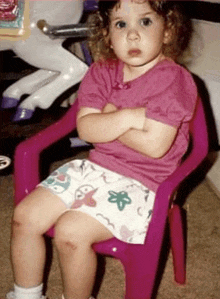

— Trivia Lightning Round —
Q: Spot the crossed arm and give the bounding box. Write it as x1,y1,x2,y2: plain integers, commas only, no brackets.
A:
77,103,177,158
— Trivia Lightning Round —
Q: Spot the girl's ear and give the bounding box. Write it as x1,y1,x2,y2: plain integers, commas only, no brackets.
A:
163,28,173,45
102,28,110,44
102,28,108,37
103,30,112,49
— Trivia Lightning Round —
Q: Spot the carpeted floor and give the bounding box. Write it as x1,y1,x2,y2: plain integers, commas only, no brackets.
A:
0,151,220,299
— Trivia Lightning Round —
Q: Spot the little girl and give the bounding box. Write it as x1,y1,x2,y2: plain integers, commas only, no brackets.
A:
7,1,197,299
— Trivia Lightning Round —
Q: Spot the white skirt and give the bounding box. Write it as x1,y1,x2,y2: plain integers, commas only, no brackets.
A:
39,159,155,244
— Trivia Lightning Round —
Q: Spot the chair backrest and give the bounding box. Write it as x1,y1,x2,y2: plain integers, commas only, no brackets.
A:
189,98,209,161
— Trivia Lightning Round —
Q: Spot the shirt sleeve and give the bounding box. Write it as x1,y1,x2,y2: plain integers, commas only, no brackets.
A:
146,65,198,127
77,61,111,111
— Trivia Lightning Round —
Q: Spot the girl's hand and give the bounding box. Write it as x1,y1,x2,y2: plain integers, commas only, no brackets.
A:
103,104,145,131
102,103,118,113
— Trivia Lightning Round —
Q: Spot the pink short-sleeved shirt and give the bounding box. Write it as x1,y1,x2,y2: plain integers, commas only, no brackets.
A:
77,59,198,192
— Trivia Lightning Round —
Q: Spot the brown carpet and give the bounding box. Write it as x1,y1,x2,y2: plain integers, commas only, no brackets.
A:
0,152,220,299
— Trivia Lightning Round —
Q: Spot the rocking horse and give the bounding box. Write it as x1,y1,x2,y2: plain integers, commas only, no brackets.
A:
0,0,96,121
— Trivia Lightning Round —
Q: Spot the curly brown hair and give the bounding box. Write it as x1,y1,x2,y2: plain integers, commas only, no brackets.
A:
88,0,192,62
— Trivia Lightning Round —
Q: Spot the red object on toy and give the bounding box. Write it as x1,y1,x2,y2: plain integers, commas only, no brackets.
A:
0,0,19,21
14,98,208,299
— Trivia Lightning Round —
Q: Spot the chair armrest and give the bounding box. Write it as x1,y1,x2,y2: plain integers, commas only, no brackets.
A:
14,101,78,204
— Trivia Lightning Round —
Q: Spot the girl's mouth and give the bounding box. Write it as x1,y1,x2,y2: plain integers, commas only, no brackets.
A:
128,49,141,56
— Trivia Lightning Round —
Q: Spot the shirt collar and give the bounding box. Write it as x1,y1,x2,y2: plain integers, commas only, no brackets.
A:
113,58,174,90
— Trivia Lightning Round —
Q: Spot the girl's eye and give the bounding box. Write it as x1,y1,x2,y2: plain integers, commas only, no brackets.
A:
115,20,126,29
140,18,152,27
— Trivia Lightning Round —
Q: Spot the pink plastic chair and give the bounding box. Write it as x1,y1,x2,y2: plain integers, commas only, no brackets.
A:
14,97,208,299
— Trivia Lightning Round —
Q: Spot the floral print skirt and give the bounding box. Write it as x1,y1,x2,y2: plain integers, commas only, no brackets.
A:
39,159,155,244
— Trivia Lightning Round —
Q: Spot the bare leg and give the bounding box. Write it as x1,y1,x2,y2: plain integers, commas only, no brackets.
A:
54,211,114,299
11,187,67,288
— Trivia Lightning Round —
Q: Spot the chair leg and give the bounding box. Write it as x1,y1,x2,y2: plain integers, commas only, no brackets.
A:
169,204,186,285
121,251,157,299
94,240,156,299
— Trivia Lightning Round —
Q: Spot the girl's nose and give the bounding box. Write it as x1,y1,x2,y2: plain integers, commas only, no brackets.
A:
127,29,140,41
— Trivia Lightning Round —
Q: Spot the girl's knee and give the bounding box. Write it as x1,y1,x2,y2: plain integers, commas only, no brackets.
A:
54,211,113,251
12,200,44,235
13,202,31,227
54,212,92,250
11,208,32,237
12,188,67,239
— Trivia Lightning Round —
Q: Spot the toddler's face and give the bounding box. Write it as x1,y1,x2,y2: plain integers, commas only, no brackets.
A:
109,0,170,75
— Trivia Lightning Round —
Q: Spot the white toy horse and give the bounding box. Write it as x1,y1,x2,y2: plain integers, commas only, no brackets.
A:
0,0,91,121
